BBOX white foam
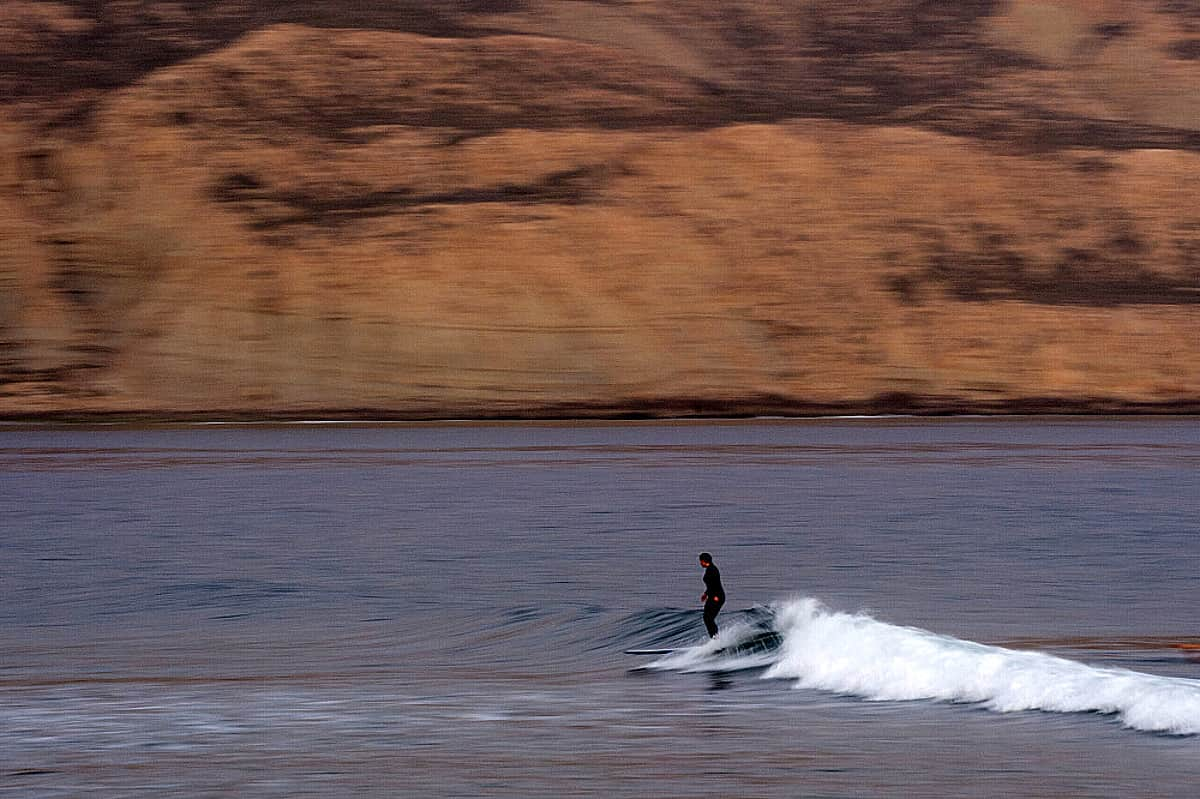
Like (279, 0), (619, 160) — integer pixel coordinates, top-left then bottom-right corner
(768, 598), (1200, 735)
(652, 620), (778, 673)
(662, 597), (1200, 735)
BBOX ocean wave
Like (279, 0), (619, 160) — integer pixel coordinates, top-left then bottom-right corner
(652, 597), (1200, 735)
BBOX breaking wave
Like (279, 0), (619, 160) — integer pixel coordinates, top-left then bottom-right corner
(651, 597), (1200, 736)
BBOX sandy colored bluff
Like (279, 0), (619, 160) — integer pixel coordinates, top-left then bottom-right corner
(2, 1), (1200, 419)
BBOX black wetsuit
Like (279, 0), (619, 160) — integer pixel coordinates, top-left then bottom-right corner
(702, 563), (725, 638)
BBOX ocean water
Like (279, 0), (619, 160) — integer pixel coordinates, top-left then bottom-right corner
(2, 417), (1200, 797)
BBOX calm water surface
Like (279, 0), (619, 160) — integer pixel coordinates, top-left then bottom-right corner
(2, 418), (1200, 797)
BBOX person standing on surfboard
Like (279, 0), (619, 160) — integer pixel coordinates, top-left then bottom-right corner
(698, 552), (725, 638)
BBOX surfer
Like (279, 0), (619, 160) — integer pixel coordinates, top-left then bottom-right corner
(698, 552), (725, 638)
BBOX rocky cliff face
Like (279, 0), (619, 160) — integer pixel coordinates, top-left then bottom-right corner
(3, 1), (1200, 418)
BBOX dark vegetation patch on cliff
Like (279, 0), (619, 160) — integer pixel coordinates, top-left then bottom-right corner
(886, 222), (1200, 307)
(1159, 1), (1200, 23)
(1168, 39), (1200, 59)
(924, 110), (1200, 153)
(212, 166), (605, 233)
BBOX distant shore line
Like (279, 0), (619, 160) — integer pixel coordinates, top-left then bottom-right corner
(2, 395), (1199, 425)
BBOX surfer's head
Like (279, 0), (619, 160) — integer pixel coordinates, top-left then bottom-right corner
(698, 552), (712, 566)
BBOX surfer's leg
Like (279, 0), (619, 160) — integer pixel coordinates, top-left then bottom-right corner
(703, 602), (720, 638)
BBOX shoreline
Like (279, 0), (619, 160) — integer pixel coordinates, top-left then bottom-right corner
(2, 396), (1199, 427)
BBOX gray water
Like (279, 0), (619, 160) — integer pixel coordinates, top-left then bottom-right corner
(3, 418), (1200, 797)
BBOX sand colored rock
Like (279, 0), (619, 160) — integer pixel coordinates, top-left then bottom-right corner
(2, 2), (1200, 418)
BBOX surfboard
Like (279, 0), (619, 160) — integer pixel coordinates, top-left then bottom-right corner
(624, 648), (677, 655)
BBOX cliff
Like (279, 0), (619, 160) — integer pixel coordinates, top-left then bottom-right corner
(3, 1), (1200, 419)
